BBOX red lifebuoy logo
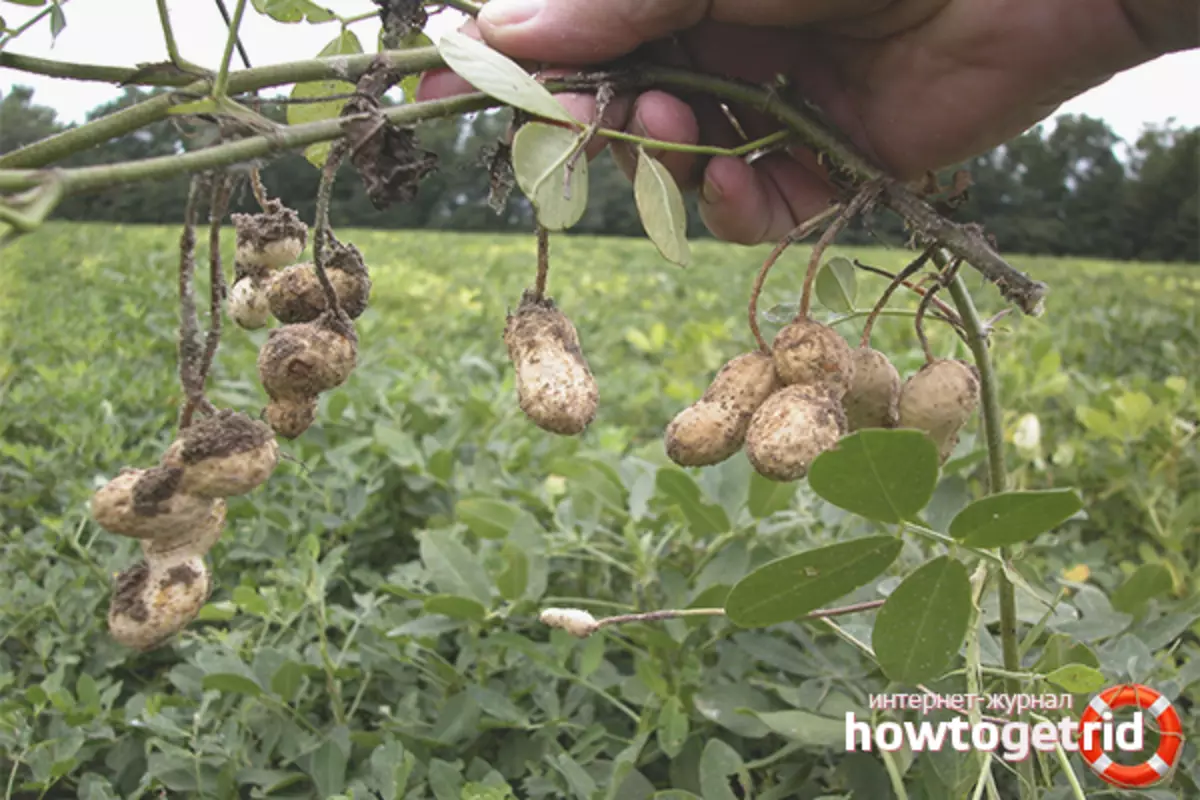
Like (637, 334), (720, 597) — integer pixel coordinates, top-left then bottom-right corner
(1079, 684), (1184, 788)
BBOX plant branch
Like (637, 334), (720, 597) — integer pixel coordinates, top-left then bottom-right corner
(853, 252), (964, 346)
(0, 93), (495, 194)
(212, 0), (248, 98)
(747, 203), (842, 352)
(945, 264), (1034, 800)
(0, 48), (446, 170)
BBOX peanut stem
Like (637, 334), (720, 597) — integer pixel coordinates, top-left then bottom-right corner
(534, 224), (550, 301)
(797, 184), (879, 318)
(747, 203), (842, 352)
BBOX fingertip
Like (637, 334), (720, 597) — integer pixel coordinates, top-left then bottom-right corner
(698, 157), (778, 245)
(415, 69), (475, 102)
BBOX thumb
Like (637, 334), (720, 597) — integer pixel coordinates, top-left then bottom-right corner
(476, 0), (706, 63)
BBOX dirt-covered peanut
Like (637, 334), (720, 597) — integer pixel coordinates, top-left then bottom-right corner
(745, 385), (846, 482)
(898, 358), (981, 462)
(702, 351), (780, 411)
(90, 466), (219, 540)
(844, 347), (902, 431)
(772, 318), (855, 396)
(228, 276), (271, 330)
(142, 498), (226, 562)
(161, 410), (278, 497)
(232, 199), (307, 271)
(504, 291), (598, 435)
(107, 556), (211, 651)
(257, 315), (357, 401)
(664, 401), (744, 467)
(665, 351), (780, 467)
(266, 258), (371, 324)
(265, 396), (319, 440)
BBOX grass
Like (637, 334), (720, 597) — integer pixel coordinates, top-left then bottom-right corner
(0, 223), (1197, 799)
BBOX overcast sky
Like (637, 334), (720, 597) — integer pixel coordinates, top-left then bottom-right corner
(3, 0), (1198, 143)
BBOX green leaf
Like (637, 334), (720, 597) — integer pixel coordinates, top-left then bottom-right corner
(419, 531), (492, 605)
(1044, 663), (1107, 694)
(251, 0), (334, 23)
(634, 148), (690, 267)
(496, 543), (529, 601)
(368, 740), (413, 800)
(48, 2), (65, 41)
(949, 489), (1082, 547)
(726, 536), (902, 627)
(752, 710), (846, 747)
(808, 429), (940, 523)
(201, 673), (263, 697)
(232, 585), (269, 616)
(698, 739), (748, 800)
(4, 0), (47, 6)
(305, 734), (348, 799)
(288, 30), (363, 168)
(270, 660), (305, 702)
(656, 696), (689, 758)
(1110, 563), (1172, 615)
(656, 467), (730, 535)
(815, 256), (856, 313)
(423, 594), (487, 621)
(456, 497), (530, 540)
(511, 121), (588, 230)
(746, 471), (797, 519)
(436, 31), (574, 123)
(872, 556), (971, 684)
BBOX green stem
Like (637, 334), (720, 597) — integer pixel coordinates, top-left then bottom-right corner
(212, 0), (247, 98)
(0, 51), (191, 85)
(339, 10), (378, 25)
(0, 92), (492, 197)
(904, 523), (1005, 567)
(947, 269), (1036, 800)
(155, 0), (191, 70)
(596, 127), (788, 158)
(438, 0), (484, 16)
(0, 48), (445, 169)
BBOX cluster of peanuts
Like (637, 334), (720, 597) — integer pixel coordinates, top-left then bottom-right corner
(666, 317), (982, 480)
(92, 201), (376, 650)
(500, 285), (979, 481)
(90, 411), (278, 650)
(228, 201), (372, 440)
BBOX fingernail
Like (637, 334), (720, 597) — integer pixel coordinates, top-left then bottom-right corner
(479, 0), (543, 27)
(701, 176), (722, 205)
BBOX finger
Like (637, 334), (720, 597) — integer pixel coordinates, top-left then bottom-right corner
(478, 0), (708, 62)
(610, 91), (700, 187)
(477, 0), (892, 64)
(698, 155), (835, 245)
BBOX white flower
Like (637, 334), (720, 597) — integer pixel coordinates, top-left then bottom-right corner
(1013, 413), (1041, 456)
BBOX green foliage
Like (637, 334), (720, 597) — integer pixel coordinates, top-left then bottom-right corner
(872, 556), (972, 684)
(2, 227), (1199, 797)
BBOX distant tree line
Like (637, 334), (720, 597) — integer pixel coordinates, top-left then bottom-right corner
(2, 85), (1196, 262)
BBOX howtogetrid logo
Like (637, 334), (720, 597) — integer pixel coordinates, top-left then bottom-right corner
(845, 683), (1185, 789)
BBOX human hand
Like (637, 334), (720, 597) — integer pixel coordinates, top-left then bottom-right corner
(420, 0), (1197, 245)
